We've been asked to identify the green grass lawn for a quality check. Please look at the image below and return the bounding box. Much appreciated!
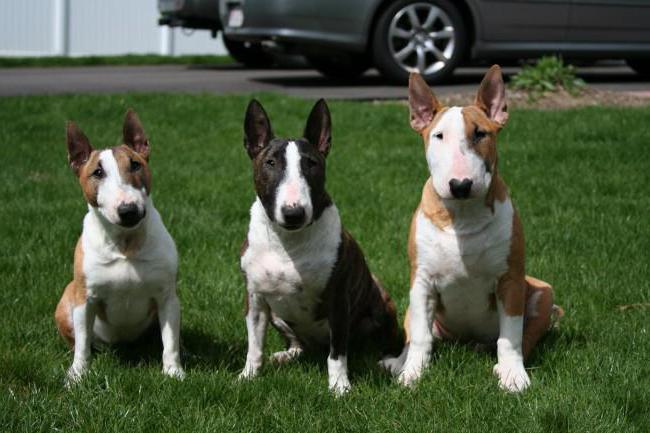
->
[0,54,233,68]
[1,94,648,432]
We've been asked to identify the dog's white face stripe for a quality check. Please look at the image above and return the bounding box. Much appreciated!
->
[274,141,314,226]
[95,150,147,226]
[427,107,492,200]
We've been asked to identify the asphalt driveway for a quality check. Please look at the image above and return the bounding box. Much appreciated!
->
[1,64,649,100]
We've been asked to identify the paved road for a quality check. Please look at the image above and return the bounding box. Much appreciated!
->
[1,64,649,100]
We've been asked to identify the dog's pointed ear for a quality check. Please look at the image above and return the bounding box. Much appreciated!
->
[409,73,442,132]
[66,122,93,177]
[123,109,150,160]
[244,99,273,159]
[304,98,331,157]
[475,65,508,127]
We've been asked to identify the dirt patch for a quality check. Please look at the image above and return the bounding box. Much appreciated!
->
[445,87,649,110]
[380,87,650,110]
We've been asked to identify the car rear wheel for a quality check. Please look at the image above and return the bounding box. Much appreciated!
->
[627,59,650,76]
[372,0,467,83]
[223,36,273,68]
[306,52,371,80]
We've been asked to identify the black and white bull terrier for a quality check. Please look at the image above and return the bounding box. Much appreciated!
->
[238,99,402,395]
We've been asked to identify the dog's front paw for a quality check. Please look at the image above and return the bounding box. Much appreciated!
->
[238,361,260,381]
[493,361,530,393]
[378,356,404,376]
[65,362,88,388]
[162,364,186,380]
[270,347,303,365]
[397,351,429,387]
[329,375,351,397]
[397,364,423,388]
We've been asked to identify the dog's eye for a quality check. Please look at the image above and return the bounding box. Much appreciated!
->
[306,158,318,168]
[91,167,104,178]
[265,159,275,167]
[434,132,443,140]
[130,159,141,172]
[474,129,488,141]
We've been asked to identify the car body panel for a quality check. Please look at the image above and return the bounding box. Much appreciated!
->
[567,0,650,43]
[219,0,650,61]
[468,0,570,42]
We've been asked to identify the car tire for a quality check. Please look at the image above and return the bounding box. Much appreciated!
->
[306,52,370,80]
[627,59,650,76]
[223,36,273,68]
[372,0,467,84]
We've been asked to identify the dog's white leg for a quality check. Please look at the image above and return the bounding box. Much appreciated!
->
[239,292,270,380]
[327,354,350,396]
[66,300,97,386]
[269,316,303,364]
[493,299,529,392]
[157,290,185,380]
[398,275,435,387]
[327,287,351,396]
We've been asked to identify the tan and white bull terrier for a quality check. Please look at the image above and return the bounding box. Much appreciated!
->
[55,110,184,385]
[381,66,562,392]
[238,99,402,395]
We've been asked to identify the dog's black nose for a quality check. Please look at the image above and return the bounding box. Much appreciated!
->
[281,205,306,228]
[117,203,143,227]
[449,178,473,199]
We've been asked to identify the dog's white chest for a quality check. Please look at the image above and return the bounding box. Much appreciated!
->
[242,200,341,341]
[82,207,177,338]
[85,251,175,294]
[415,199,514,340]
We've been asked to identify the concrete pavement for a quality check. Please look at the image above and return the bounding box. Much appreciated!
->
[1,64,649,100]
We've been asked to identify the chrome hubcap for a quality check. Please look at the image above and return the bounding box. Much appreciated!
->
[388,2,455,75]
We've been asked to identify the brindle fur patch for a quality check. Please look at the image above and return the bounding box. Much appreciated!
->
[324,229,403,357]
[251,140,289,222]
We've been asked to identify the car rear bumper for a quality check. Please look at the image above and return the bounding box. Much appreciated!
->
[158,16,221,31]
[219,0,368,52]
[224,27,363,51]
[158,0,221,31]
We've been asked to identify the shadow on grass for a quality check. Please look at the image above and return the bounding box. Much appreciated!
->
[94,325,246,373]
[181,326,246,373]
[526,325,588,366]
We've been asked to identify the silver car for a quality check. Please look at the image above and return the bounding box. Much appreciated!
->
[219,0,650,82]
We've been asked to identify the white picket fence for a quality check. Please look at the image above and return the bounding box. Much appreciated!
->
[0,0,226,57]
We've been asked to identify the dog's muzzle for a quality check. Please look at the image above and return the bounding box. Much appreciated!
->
[117,202,145,227]
[280,205,306,230]
[449,178,473,199]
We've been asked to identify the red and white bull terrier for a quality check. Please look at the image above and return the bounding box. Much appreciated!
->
[238,99,402,395]
[55,110,184,385]
[381,66,562,392]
